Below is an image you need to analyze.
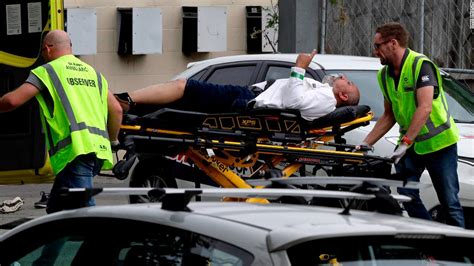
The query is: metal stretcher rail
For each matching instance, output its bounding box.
[113,105,396,205]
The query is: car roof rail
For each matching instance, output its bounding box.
[246,176,428,189]
[63,182,412,215]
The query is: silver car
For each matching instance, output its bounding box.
[1,188,474,265]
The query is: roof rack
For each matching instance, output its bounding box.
[63,182,412,216]
[245,176,428,189]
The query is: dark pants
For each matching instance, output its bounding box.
[47,153,103,214]
[396,144,465,228]
[178,80,256,113]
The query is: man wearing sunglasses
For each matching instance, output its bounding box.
[116,50,360,121]
[362,22,464,227]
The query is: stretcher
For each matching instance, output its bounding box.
[114,104,396,202]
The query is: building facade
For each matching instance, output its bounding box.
[64,0,275,92]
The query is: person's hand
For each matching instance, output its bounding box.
[111,140,121,152]
[295,49,317,69]
[390,143,409,164]
[353,141,373,152]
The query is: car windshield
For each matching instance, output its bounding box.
[287,235,474,265]
[326,70,474,123]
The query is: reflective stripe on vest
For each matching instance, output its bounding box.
[415,94,452,142]
[411,56,452,142]
[43,64,108,156]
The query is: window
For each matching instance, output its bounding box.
[205,65,257,86]
[0,217,253,266]
[265,66,314,81]
[187,234,254,266]
[9,236,82,265]
[286,235,474,265]
[442,76,474,123]
[0,218,189,265]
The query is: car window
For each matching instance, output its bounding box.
[442,75,474,123]
[205,65,257,86]
[9,236,82,265]
[0,217,253,266]
[1,218,189,265]
[265,66,314,81]
[286,235,474,265]
[189,234,253,266]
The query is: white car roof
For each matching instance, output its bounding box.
[186,53,382,70]
[5,201,473,252]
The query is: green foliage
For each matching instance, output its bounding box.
[263,4,279,29]
[250,0,279,52]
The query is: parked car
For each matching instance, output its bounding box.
[127,53,474,228]
[1,189,474,265]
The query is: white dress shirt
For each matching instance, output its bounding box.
[253,67,337,121]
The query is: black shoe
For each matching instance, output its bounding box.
[34,191,49,209]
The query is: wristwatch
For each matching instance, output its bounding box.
[401,135,413,146]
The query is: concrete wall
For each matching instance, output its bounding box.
[278,0,320,53]
[64,0,274,93]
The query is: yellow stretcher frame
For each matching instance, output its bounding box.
[119,111,378,203]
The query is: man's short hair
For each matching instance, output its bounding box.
[347,88,360,106]
[376,22,409,47]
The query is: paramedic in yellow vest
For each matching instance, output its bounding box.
[362,22,464,227]
[0,30,123,213]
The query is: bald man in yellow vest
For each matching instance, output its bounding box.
[0,30,122,213]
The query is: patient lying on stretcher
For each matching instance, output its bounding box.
[116,50,360,121]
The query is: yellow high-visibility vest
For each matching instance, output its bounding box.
[33,55,113,174]
[377,49,458,154]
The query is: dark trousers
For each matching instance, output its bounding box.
[47,153,103,214]
[396,144,464,228]
[178,80,256,113]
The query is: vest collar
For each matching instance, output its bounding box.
[387,48,410,78]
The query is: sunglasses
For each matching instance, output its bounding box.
[373,39,391,50]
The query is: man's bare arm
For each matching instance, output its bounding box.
[0,83,39,113]
[107,91,123,142]
[404,86,434,141]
